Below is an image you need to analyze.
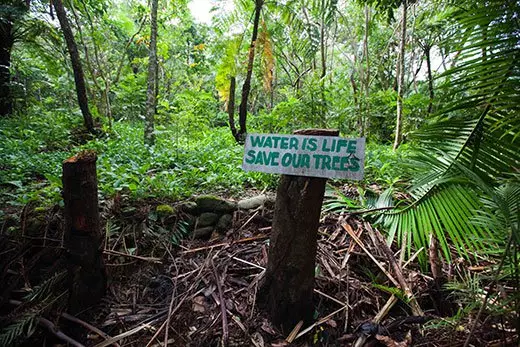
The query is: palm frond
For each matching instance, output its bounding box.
[323,186,361,212]
[378,0,520,263]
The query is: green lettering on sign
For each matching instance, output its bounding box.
[243,133,365,180]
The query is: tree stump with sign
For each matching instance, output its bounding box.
[258,129,339,333]
[62,150,106,315]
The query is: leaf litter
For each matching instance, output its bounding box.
[0,193,517,346]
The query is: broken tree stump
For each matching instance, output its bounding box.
[258,129,339,333]
[62,150,106,315]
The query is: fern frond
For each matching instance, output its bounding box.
[0,314,38,347]
[24,271,67,303]
[172,220,190,245]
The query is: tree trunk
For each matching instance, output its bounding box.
[319,8,327,126]
[144,0,159,146]
[302,2,327,124]
[393,0,407,150]
[0,21,14,116]
[237,0,264,143]
[269,72,274,110]
[425,44,434,115]
[77,0,114,130]
[53,0,96,134]
[227,76,239,141]
[351,71,362,134]
[363,4,371,136]
[62,151,106,316]
[258,129,339,333]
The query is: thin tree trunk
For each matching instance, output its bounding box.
[144,0,159,146]
[351,72,361,133]
[363,4,371,136]
[269,71,274,110]
[351,48,363,135]
[103,84,112,131]
[227,76,238,141]
[53,0,96,133]
[0,22,14,116]
[425,44,434,115]
[329,21,337,85]
[393,0,407,150]
[79,0,113,129]
[237,0,264,143]
[114,15,147,85]
[319,0,327,126]
[70,1,110,129]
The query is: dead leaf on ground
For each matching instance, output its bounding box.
[192,295,206,313]
[376,331,412,347]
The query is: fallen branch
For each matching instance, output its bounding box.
[341,225,363,268]
[94,311,168,347]
[104,249,162,263]
[353,230,424,347]
[237,210,259,232]
[342,223,400,287]
[144,319,168,347]
[8,300,117,347]
[211,259,229,347]
[369,224,423,316]
[285,320,304,343]
[61,313,120,347]
[294,305,348,340]
[347,206,395,215]
[180,234,269,255]
[39,317,85,347]
[229,257,350,308]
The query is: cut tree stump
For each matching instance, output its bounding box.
[258,129,339,333]
[62,150,106,315]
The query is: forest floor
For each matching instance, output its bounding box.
[1,188,517,347]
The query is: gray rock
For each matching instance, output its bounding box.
[179,201,198,214]
[237,195,268,210]
[197,212,219,227]
[195,195,237,213]
[216,214,233,232]
[192,226,214,239]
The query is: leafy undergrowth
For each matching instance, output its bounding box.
[0,112,275,212]
[1,111,413,216]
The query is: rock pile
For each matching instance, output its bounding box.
[155,194,273,240]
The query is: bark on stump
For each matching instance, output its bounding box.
[258,129,339,333]
[62,151,106,315]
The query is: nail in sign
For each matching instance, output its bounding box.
[242,133,365,180]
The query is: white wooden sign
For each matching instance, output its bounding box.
[242,133,365,180]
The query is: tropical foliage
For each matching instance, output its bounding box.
[376,0,519,264]
[0,0,519,343]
